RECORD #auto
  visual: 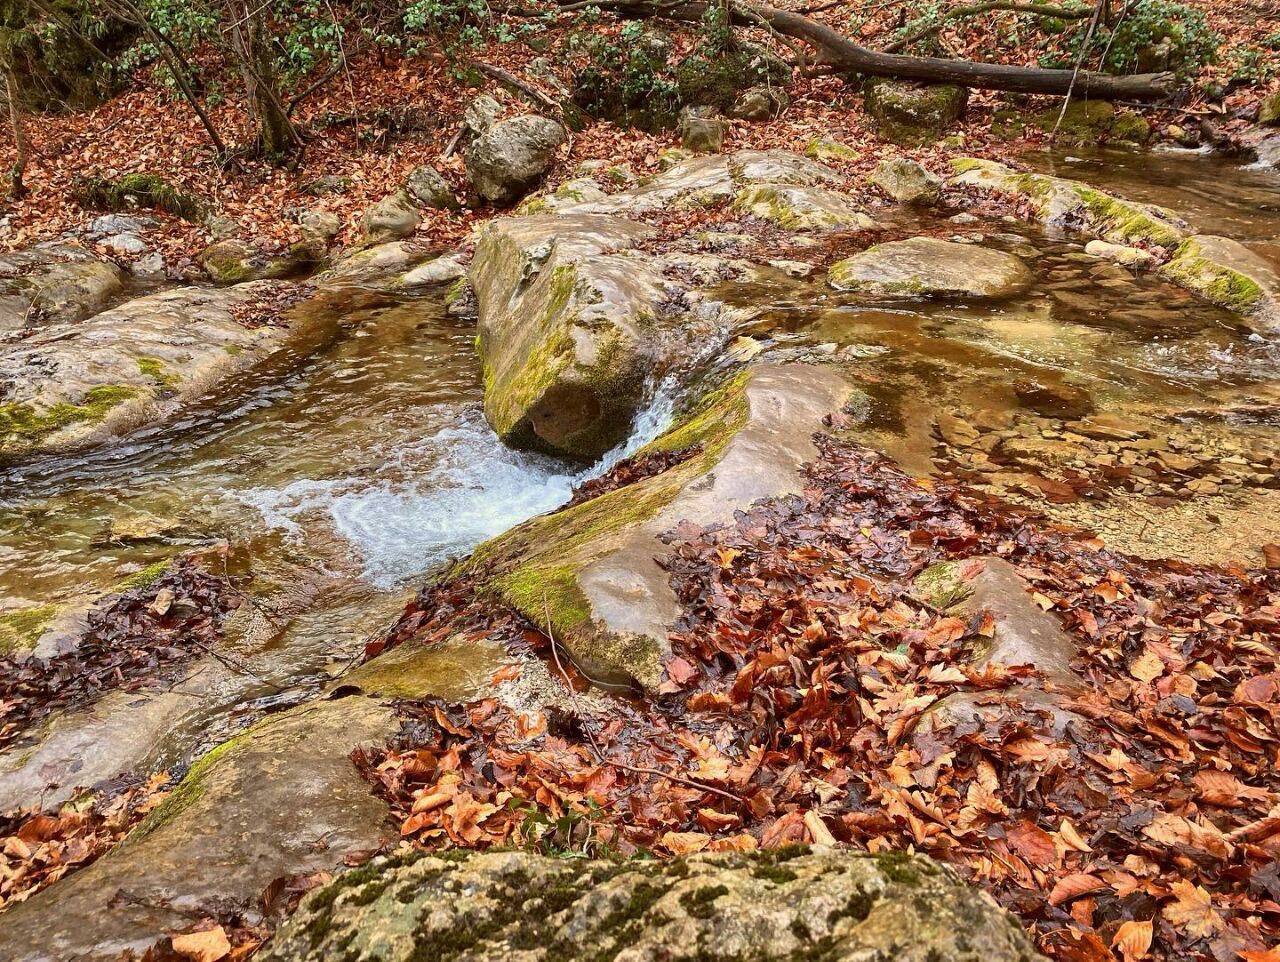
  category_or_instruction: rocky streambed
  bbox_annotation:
[0,146,1277,960]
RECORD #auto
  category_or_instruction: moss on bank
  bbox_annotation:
[0,604,58,655]
[0,385,139,447]
[72,172,204,221]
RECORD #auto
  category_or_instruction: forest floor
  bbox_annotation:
[0,0,1274,265]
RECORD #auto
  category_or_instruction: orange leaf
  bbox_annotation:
[171,926,231,962]
[1112,919,1153,962]
[1161,879,1224,939]
[660,831,712,855]
[1049,873,1108,906]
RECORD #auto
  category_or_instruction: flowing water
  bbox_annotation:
[0,148,1277,804]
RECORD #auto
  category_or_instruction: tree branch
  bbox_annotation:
[883,0,1092,54]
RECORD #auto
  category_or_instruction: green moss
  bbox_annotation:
[873,850,935,887]
[949,157,986,175]
[73,173,204,220]
[912,561,971,611]
[1161,238,1266,315]
[122,730,248,844]
[114,559,170,591]
[0,604,58,654]
[136,357,179,387]
[679,884,728,919]
[224,344,244,356]
[444,277,470,306]
[1075,188,1182,248]
[804,138,859,163]
[493,562,593,632]
[463,369,752,686]
[0,385,138,445]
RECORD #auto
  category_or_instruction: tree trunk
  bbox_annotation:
[230,3,299,159]
[568,0,1177,100]
[4,69,29,200]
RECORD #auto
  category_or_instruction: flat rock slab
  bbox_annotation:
[0,244,124,333]
[829,237,1032,299]
[913,557,1084,738]
[0,697,397,961]
[260,847,1043,962]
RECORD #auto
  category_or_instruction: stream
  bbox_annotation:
[1,146,1278,813]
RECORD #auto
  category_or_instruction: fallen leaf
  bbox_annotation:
[171,926,231,962]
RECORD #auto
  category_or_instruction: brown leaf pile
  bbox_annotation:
[0,557,240,752]
[361,436,1279,962]
[0,774,170,911]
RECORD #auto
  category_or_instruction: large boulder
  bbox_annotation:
[359,189,421,246]
[868,157,941,205]
[730,84,789,120]
[829,237,1033,298]
[470,213,669,459]
[0,244,123,333]
[864,80,968,146]
[0,698,398,961]
[464,114,566,207]
[261,846,1042,962]
[1261,89,1280,127]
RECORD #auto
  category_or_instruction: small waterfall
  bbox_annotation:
[239,377,681,589]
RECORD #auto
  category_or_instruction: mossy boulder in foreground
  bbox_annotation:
[260,846,1043,962]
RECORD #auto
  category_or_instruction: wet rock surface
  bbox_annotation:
[0,698,398,961]
[260,847,1042,962]
[829,237,1033,298]
[0,244,124,333]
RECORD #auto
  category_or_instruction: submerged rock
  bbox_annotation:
[1084,238,1156,270]
[828,237,1032,298]
[864,79,967,146]
[260,846,1042,962]
[464,114,566,206]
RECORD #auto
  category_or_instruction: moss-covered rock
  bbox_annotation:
[0,604,58,655]
[470,213,665,460]
[1159,235,1278,324]
[732,184,874,231]
[198,238,323,284]
[260,846,1043,962]
[829,237,1032,298]
[675,42,791,114]
[463,363,851,690]
[868,157,941,206]
[803,137,859,163]
[0,698,397,962]
[863,80,968,146]
[72,172,204,220]
[950,158,1185,249]
[950,158,1280,326]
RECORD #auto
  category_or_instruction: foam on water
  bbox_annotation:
[238,384,678,589]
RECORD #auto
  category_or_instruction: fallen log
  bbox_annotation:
[561,0,1177,100]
